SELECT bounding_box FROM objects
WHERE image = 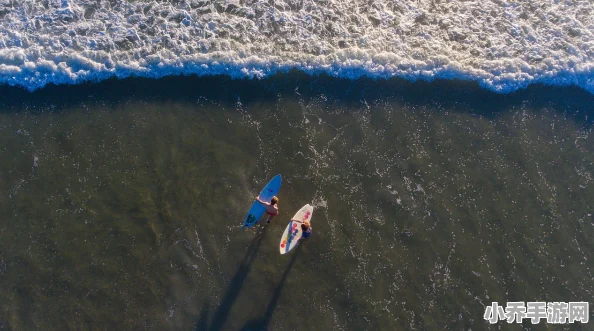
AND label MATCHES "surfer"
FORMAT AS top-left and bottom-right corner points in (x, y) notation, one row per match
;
(300, 220), (312, 241)
(256, 196), (279, 223)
